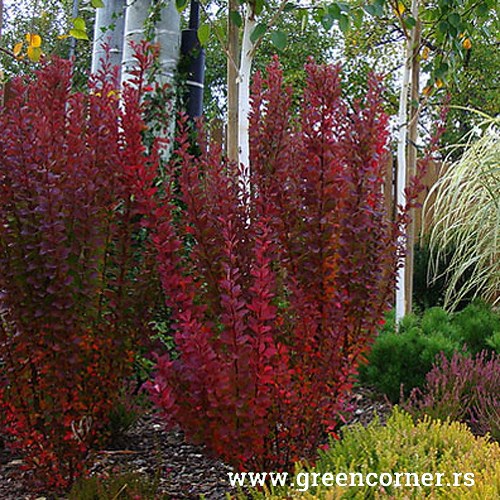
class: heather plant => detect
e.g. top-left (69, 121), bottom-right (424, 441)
top-left (144, 59), bottom-right (409, 471)
top-left (0, 44), bottom-right (161, 490)
top-left (246, 408), bottom-right (500, 499)
top-left (405, 350), bottom-right (500, 441)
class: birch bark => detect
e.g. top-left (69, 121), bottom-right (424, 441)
top-left (91, 0), bottom-right (126, 75)
top-left (121, 0), bottom-right (180, 88)
top-left (238, 6), bottom-right (256, 194)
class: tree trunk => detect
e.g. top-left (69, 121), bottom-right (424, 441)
top-left (121, 0), bottom-right (180, 86)
top-left (405, 16), bottom-right (422, 315)
top-left (155, 0), bottom-right (181, 86)
top-left (238, 6), bottom-right (255, 193)
top-left (91, 0), bottom-right (126, 76)
top-left (68, 0), bottom-right (79, 60)
top-left (121, 0), bottom-right (152, 85)
top-left (226, 0), bottom-right (240, 162)
top-left (0, 0), bottom-right (3, 39)
top-left (120, 0), bottom-right (180, 161)
top-left (395, 0), bottom-right (419, 324)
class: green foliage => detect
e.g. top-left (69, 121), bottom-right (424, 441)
top-left (69, 472), bottom-right (160, 500)
top-left (69, 17), bottom-right (90, 40)
top-left (105, 387), bottom-right (150, 444)
top-left (412, 242), bottom-right (478, 311)
top-left (202, 7), bottom-right (338, 122)
top-left (442, 40), bottom-right (500, 147)
top-left (359, 303), bottom-right (500, 402)
top-left (0, 0), bottom-right (93, 88)
top-left (197, 24), bottom-right (210, 46)
top-left (487, 331), bottom-right (500, 353)
top-left (249, 408), bottom-right (500, 499)
top-left (359, 310), bottom-right (460, 402)
top-left (453, 302), bottom-right (500, 354)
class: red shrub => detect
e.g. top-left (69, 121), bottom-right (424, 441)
top-left (145, 60), bottom-right (406, 471)
top-left (0, 44), bottom-right (160, 490)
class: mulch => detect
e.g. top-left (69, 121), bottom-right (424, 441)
top-left (0, 387), bottom-right (392, 499)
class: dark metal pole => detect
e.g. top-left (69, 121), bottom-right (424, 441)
top-left (68, 0), bottom-right (79, 60)
top-left (180, 0), bottom-right (205, 119)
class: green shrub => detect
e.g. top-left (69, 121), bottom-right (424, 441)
top-left (359, 304), bottom-right (500, 402)
top-left (358, 312), bottom-right (459, 402)
top-left (452, 302), bottom-right (500, 354)
top-left (420, 307), bottom-right (459, 338)
top-left (249, 408), bottom-right (500, 499)
top-left (487, 330), bottom-right (500, 352)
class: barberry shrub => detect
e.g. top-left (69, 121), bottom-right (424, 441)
top-left (0, 45), bottom-right (160, 490)
top-left (146, 60), bottom-right (407, 471)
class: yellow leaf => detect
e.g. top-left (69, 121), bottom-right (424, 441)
top-left (13, 42), bottom-right (23, 57)
top-left (396, 2), bottom-right (405, 15)
top-left (435, 79), bottom-right (444, 89)
top-left (423, 85), bottom-right (433, 96)
top-left (422, 46), bottom-right (430, 60)
top-left (462, 38), bottom-right (472, 50)
top-left (26, 33), bottom-right (42, 48)
top-left (57, 34), bottom-right (71, 40)
top-left (27, 46), bottom-right (42, 62)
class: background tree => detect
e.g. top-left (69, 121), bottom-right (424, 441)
top-left (0, 0), bottom-right (95, 87)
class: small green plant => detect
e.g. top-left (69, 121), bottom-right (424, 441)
top-left (68, 472), bottom-right (160, 500)
top-left (105, 384), bottom-right (150, 445)
top-left (247, 408), bottom-right (500, 499)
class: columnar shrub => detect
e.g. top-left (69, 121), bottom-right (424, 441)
top-left (406, 350), bottom-right (500, 440)
top-left (146, 60), bottom-right (407, 471)
top-left (0, 45), bottom-right (159, 490)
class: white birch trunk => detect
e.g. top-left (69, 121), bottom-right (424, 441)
top-left (121, 0), bottom-right (180, 87)
top-left (238, 7), bottom-right (255, 195)
top-left (395, 0), bottom-right (419, 324)
top-left (121, 0), bottom-right (152, 86)
top-left (155, 0), bottom-right (181, 87)
top-left (91, 0), bottom-right (126, 75)
top-left (120, 0), bottom-right (180, 160)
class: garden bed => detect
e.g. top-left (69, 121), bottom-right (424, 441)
top-left (0, 388), bottom-right (392, 499)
